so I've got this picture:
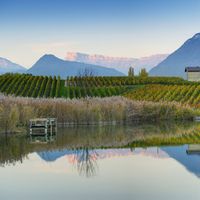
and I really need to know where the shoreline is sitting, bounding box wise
[0,95,198,134]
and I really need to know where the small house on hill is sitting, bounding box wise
[185,66,200,81]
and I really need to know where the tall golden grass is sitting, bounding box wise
[0,95,198,133]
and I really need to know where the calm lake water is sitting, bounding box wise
[1,122,200,200]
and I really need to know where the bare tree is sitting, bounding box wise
[77,67,96,77]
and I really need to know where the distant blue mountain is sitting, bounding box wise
[149,33,200,77]
[27,54,124,78]
[0,57,26,74]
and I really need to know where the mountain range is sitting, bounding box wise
[1,53,167,76]
[2,32,200,77]
[27,54,124,78]
[149,33,200,77]
[65,52,168,74]
[0,53,167,77]
[0,57,26,74]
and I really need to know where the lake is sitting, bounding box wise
[1,122,200,200]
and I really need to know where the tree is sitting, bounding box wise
[128,66,134,77]
[139,68,148,78]
[77,67,96,77]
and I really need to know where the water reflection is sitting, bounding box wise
[1,122,200,177]
[29,135,57,144]
[162,145,200,178]
[73,148,99,177]
[187,144,200,154]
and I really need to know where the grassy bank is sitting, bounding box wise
[0,95,198,133]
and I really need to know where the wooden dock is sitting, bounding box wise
[29,118,57,136]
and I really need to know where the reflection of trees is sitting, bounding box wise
[73,147,99,178]
[1,121,200,168]
[0,135,28,167]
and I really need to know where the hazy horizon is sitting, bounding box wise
[1,0,200,67]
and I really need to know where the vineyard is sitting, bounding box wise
[0,74,60,98]
[65,76,186,86]
[0,73,133,98]
[124,84,200,106]
[1,73,200,102]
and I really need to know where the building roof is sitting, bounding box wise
[185,66,200,72]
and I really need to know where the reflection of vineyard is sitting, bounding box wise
[125,84,200,106]
[0,135,28,167]
[1,122,200,167]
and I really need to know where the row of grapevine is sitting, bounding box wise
[4,73,200,101]
[62,86,127,99]
[0,74,130,98]
[124,84,200,106]
[65,76,187,87]
[0,74,61,98]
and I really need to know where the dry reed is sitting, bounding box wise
[0,95,198,133]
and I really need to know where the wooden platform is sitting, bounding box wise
[30,118,57,136]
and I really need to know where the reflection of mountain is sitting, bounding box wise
[1,122,197,167]
[161,146,200,178]
[1,121,200,178]
[37,147,168,162]
[39,149,130,162]
[38,150,75,161]
[38,145,200,178]
[37,147,169,177]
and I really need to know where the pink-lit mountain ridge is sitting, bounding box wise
[66,52,168,74]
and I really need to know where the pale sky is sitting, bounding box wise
[1,0,200,68]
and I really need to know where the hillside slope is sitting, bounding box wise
[149,33,200,77]
[0,57,26,74]
[27,54,124,78]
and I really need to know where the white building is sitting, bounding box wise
[185,66,200,81]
